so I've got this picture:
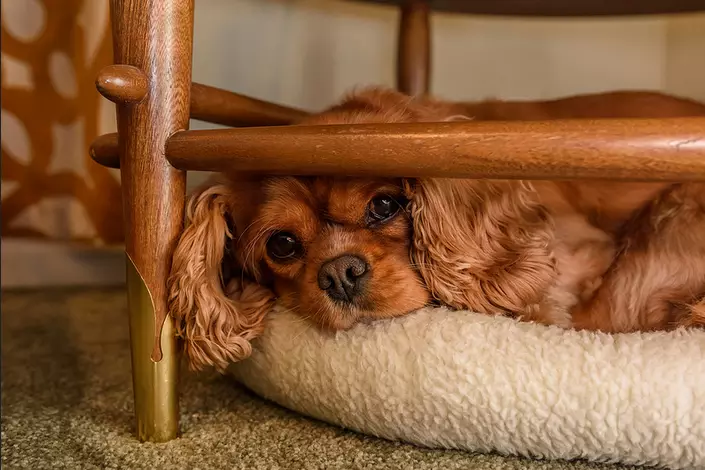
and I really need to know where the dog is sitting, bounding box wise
[168,87,705,371]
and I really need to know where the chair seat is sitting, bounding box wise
[353,0,705,16]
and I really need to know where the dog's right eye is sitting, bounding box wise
[366,194,405,225]
[266,231,301,261]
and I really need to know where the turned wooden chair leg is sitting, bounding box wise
[397,0,431,96]
[106,0,194,442]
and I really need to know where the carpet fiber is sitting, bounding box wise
[1,288,636,469]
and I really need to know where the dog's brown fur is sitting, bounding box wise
[169,87,705,371]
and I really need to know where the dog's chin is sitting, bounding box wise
[294,293,430,332]
[319,307,364,331]
[291,298,367,331]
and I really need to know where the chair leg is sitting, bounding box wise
[397,0,431,96]
[108,0,194,442]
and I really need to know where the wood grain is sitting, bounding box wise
[397,0,430,96]
[191,83,309,127]
[109,0,193,441]
[355,0,705,16]
[89,85,309,169]
[96,64,149,103]
[161,118,705,181]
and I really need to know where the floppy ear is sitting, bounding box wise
[406,178,557,317]
[167,177,276,372]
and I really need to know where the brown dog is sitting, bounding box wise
[168,88,705,371]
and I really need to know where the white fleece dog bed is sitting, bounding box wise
[229,307,705,469]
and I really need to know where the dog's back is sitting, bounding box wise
[459,90,705,121]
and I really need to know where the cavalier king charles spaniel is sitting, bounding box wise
[168,87,705,371]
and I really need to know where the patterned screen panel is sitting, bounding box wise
[1,0,124,246]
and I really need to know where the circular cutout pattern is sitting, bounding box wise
[1,0,46,42]
[48,51,79,99]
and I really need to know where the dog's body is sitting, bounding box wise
[169,88,705,371]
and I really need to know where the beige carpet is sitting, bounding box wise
[1,288,636,469]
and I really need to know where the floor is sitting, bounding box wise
[1,288,636,469]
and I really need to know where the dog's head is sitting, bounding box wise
[169,87,554,371]
[233,174,430,327]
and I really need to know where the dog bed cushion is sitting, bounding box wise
[228,306,705,469]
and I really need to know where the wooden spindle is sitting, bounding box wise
[397,0,431,96]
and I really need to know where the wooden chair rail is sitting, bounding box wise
[91,117,705,181]
[96,65,309,127]
[190,83,310,127]
[357,0,705,17]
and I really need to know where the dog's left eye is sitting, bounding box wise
[266,231,301,261]
[367,194,403,223]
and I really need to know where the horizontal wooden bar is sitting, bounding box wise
[190,83,309,127]
[90,118,705,181]
[356,0,705,16]
[163,118,705,181]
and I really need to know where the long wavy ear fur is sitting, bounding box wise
[406,178,557,317]
[168,179,275,372]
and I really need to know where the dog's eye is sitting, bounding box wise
[266,231,301,261]
[367,194,403,223]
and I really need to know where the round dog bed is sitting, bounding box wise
[228,306,705,469]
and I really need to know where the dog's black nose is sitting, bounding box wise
[317,255,369,303]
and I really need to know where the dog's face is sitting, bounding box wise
[219,87,466,330]
[231,176,430,330]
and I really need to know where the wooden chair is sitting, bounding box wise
[90,0,705,442]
